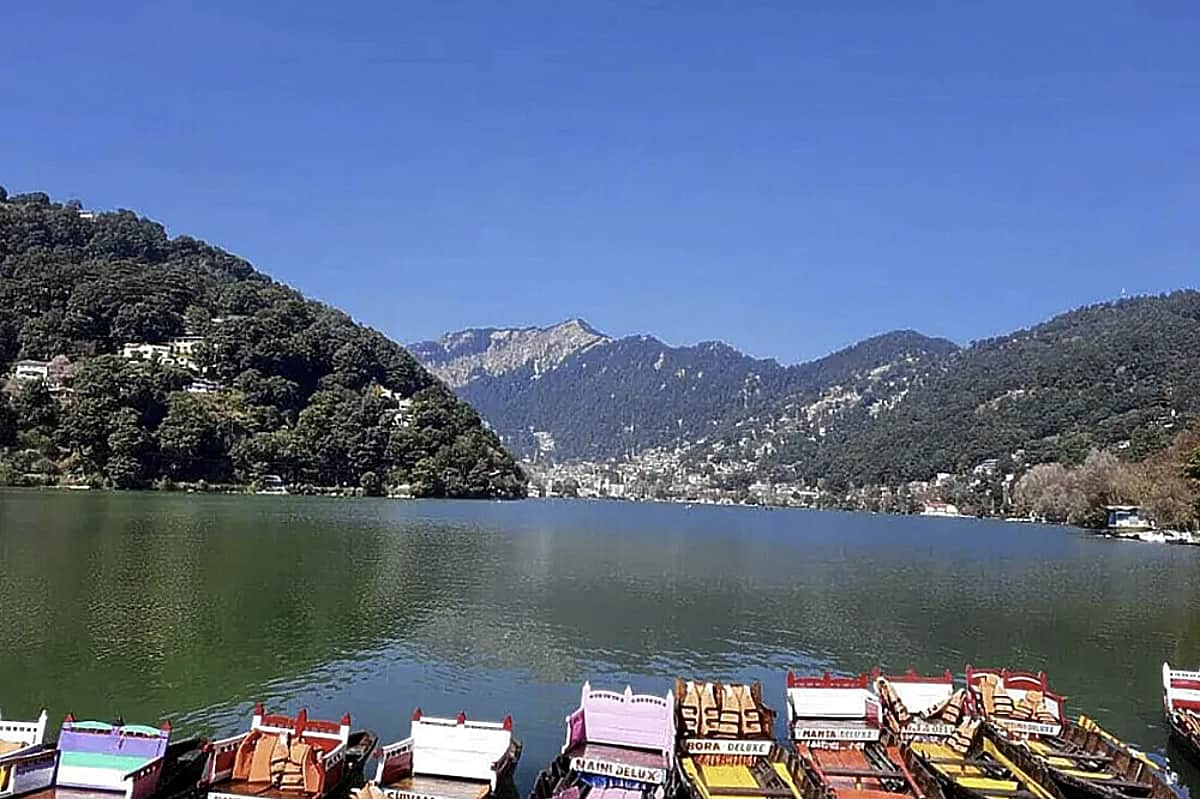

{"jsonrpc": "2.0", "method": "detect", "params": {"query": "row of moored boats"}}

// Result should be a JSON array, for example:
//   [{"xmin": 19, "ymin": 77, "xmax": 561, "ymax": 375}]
[{"xmin": 3, "ymin": 664, "xmax": 1200, "ymax": 799}]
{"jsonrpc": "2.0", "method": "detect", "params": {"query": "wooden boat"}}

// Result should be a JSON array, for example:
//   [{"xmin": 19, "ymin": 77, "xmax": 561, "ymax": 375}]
[
  {"xmin": 200, "ymin": 705, "xmax": 376, "ymax": 799},
  {"xmin": 786, "ymin": 671, "xmax": 933, "ymax": 799},
  {"xmin": 872, "ymin": 670, "xmax": 969, "ymax": 742},
  {"xmin": 356, "ymin": 708, "xmax": 520, "ymax": 799},
  {"xmin": 676, "ymin": 678, "xmax": 815, "ymax": 799},
  {"xmin": 0, "ymin": 715, "xmax": 208, "ymax": 799},
  {"xmin": 964, "ymin": 668, "xmax": 1065, "ymax": 739},
  {"xmin": 529, "ymin": 682, "xmax": 680, "ymax": 799},
  {"xmin": 903, "ymin": 723, "xmax": 1064, "ymax": 799},
  {"xmin": 1163, "ymin": 662, "xmax": 1200, "ymax": 763},
  {"xmin": 0, "ymin": 710, "xmax": 48, "ymax": 760},
  {"xmin": 968, "ymin": 668, "xmax": 1178, "ymax": 799},
  {"xmin": 985, "ymin": 719, "xmax": 1179, "ymax": 799}
]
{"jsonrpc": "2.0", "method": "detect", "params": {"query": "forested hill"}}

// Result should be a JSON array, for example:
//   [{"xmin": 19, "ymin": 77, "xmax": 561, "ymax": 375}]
[
  {"xmin": 411, "ymin": 322, "xmax": 958, "ymax": 460},
  {"xmin": 697, "ymin": 291, "xmax": 1200, "ymax": 489},
  {"xmin": 0, "ymin": 189, "xmax": 526, "ymax": 497}
]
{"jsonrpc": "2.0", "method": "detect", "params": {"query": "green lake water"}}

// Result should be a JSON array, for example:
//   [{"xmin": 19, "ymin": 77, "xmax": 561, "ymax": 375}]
[{"xmin": 2, "ymin": 490, "xmax": 1199, "ymax": 791}]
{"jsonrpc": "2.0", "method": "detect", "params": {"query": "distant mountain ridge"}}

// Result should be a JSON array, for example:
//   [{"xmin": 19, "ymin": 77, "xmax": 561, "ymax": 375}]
[
  {"xmin": 411, "ymin": 322, "xmax": 958, "ymax": 461},
  {"xmin": 413, "ymin": 292, "xmax": 1200, "ymax": 488}
]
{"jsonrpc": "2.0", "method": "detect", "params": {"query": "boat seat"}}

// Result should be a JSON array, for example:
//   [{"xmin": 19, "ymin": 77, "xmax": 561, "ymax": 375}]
[
  {"xmin": 819, "ymin": 767, "xmax": 905, "ymax": 779},
  {"xmin": 246, "ymin": 732, "xmax": 281, "ymax": 783},
  {"xmin": 1040, "ymin": 750, "xmax": 1112, "ymax": 763}
]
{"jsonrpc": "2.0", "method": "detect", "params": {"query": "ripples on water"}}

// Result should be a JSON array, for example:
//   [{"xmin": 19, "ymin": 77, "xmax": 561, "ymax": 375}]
[{"xmin": 2, "ymin": 491, "xmax": 1200, "ymax": 791}]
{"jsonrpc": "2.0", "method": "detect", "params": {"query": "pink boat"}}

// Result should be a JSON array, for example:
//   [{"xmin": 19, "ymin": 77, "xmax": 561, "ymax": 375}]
[{"xmin": 530, "ymin": 683, "xmax": 678, "ymax": 799}]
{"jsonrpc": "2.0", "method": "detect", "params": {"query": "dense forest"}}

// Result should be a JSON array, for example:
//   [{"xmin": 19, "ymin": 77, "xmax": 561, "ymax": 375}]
[
  {"xmin": 751, "ymin": 292, "xmax": 1200, "ymax": 488},
  {"xmin": 0, "ymin": 188, "xmax": 526, "ymax": 497}
]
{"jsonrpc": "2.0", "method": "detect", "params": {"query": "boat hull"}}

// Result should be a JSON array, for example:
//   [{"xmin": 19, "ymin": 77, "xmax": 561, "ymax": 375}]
[
  {"xmin": 985, "ymin": 722, "xmax": 1177, "ymax": 799},
  {"xmin": 1167, "ymin": 711, "xmax": 1200, "ymax": 767},
  {"xmin": 903, "ymin": 736, "xmax": 1063, "ymax": 799}
]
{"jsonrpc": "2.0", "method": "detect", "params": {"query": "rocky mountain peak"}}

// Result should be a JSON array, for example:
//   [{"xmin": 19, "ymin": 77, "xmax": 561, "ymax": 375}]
[{"xmin": 411, "ymin": 318, "xmax": 610, "ymax": 388}]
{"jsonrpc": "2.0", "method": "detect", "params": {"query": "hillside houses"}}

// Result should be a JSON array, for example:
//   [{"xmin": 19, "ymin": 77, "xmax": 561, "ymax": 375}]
[
  {"xmin": 4, "ymin": 355, "xmax": 78, "ymax": 401},
  {"xmin": 121, "ymin": 335, "xmax": 207, "ymax": 372}
]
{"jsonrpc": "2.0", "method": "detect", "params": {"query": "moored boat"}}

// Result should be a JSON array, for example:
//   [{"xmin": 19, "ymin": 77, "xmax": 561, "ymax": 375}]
[
  {"xmin": 675, "ymin": 678, "xmax": 813, "ymax": 799},
  {"xmin": 357, "ymin": 708, "xmax": 520, "ymax": 799},
  {"xmin": 786, "ymin": 671, "xmax": 932, "ymax": 799},
  {"xmin": 200, "ymin": 705, "xmax": 376, "ymax": 799},
  {"xmin": 1163, "ymin": 662, "xmax": 1200, "ymax": 764},
  {"xmin": 530, "ymin": 682, "xmax": 679, "ymax": 799},
  {"xmin": 0, "ymin": 715, "xmax": 208, "ymax": 799},
  {"xmin": 969, "ymin": 668, "xmax": 1178, "ymax": 799},
  {"xmin": 985, "ymin": 719, "xmax": 1179, "ymax": 799},
  {"xmin": 873, "ymin": 670, "xmax": 968, "ymax": 742},
  {"xmin": 964, "ymin": 668, "xmax": 1064, "ymax": 739},
  {"xmin": 0, "ymin": 710, "xmax": 48, "ymax": 759},
  {"xmin": 903, "ymin": 723, "xmax": 1063, "ymax": 799}
]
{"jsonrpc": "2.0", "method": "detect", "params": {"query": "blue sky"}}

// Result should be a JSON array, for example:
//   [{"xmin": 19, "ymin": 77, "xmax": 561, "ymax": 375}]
[{"xmin": 3, "ymin": 2, "xmax": 1197, "ymax": 363}]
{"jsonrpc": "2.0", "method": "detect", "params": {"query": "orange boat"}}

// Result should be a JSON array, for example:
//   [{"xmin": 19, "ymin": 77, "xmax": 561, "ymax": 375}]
[{"xmin": 785, "ymin": 672, "xmax": 936, "ymax": 799}]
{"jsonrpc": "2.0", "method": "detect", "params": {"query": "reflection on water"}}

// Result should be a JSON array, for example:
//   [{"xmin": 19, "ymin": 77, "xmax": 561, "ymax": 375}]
[{"xmin": 2, "ymin": 491, "xmax": 1199, "ymax": 791}]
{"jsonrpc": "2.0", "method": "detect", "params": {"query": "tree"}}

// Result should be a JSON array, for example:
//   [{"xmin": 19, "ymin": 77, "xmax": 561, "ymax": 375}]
[
  {"xmin": 0, "ymin": 395, "xmax": 16, "ymax": 448},
  {"xmin": 15, "ymin": 381, "xmax": 58, "ymax": 435},
  {"xmin": 105, "ymin": 408, "xmax": 152, "ymax": 488},
  {"xmin": 156, "ymin": 394, "xmax": 229, "ymax": 481},
  {"xmin": 359, "ymin": 470, "xmax": 383, "ymax": 497},
  {"xmin": 1013, "ymin": 463, "xmax": 1080, "ymax": 522}
]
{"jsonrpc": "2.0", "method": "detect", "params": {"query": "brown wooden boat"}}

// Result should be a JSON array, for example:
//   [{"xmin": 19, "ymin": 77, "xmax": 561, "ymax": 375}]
[
  {"xmin": 785, "ymin": 672, "xmax": 935, "ymax": 799},
  {"xmin": 968, "ymin": 668, "xmax": 1178, "ymax": 799},
  {"xmin": 200, "ymin": 705, "xmax": 376, "ymax": 799},
  {"xmin": 902, "ymin": 722, "xmax": 1064, "ymax": 799}
]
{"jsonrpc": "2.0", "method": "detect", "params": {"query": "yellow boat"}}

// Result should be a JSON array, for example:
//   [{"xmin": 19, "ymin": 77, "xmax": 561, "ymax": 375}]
[
  {"xmin": 675, "ymin": 679, "xmax": 816, "ymax": 799},
  {"xmin": 988, "ymin": 717, "xmax": 1179, "ymax": 799},
  {"xmin": 903, "ymin": 724, "xmax": 1063, "ymax": 799}
]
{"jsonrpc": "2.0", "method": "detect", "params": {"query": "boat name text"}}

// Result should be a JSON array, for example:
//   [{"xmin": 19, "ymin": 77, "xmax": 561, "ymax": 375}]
[
  {"xmin": 684, "ymin": 739, "xmax": 773, "ymax": 756},
  {"xmin": 569, "ymin": 757, "xmax": 666, "ymax": 784}
]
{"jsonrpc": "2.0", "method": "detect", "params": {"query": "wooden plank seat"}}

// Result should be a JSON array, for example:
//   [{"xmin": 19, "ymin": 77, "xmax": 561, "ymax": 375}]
[
  {"xmin": 686, "ymin": 787, "xmax": 797, "ymax": 797},
  {"xmin": 386, "ymin": 775, "xmax": 491, "ymax": 799},
  {"xmin": 1040, "ymin": 750, "xmax": 1113, "ymax": 763},
  {"xmin": 817, "ymin": 768, "xmax": 905, "ymax": 779},
  {"xmin": 1076, "ymin": 779, "xmax": 1153, "ymax": 792}
]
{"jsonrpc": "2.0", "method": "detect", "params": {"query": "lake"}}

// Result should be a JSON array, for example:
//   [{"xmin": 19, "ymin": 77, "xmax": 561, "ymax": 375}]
[{"xmin": 2, "ymin": 490, "xmax": 1199, "ymax": 792}]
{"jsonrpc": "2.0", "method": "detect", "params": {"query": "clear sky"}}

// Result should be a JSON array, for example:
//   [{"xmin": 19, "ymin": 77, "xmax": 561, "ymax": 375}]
[{"xmin": 3, "ymin": 2, "xmax": 1197, "ymax": 363}]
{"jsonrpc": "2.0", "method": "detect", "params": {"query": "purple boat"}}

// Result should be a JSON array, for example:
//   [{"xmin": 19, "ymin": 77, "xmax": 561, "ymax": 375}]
[
  {"xmin": 0, "ymin": 715, "xmax": 208, "ymax": 799},
  {"xmin": 530, "ymin": 683, "xmax": 680, "ymax": 799}
]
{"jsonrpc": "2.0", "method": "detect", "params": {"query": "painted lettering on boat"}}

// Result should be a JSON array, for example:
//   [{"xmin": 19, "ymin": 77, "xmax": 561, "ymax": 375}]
[
  {"xmin": 379, "ymin": 789, "xmax": 444, "ymax": 799},
  {"xmin": 900, "ymin": 722, "xmax": 955, "ymax": 738},
  {"xmin": 684, "ymin": 739, "xmax": 773, "ymax": 756},
  {"xmin": 793, "ymin": 726, "xmax": 880, "ymax": 741},
  {"xmin": 997, "ymin": 719, "xmax": 1061, "ymax": 736},
  {"xmin": 569, "ymin": 757, "xmax": 665, "ymax": 784}
]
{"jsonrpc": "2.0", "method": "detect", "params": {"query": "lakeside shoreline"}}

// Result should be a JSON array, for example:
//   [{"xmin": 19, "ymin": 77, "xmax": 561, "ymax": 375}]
[{"xmin": 8, "ymin": 483, "xmax": 1197, "ymax": 544}]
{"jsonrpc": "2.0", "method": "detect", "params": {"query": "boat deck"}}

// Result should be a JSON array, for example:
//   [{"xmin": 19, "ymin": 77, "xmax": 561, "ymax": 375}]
[
  {"xmin": 382, "ymin": 776, "xmax": 491, "ymax": 799},
  {"xmin": 912, "ymin": 741, "xmax": 1052, "ymax": 799},
  {"xmin": 807, "ymin": 747, "xmax": 913, "ymax": 799},
  {"xmin": 681, "ymin": 758, "xmax": 803, "ymax": 799},
  {"xmin": 567, "ymin": 743, "xmax": 668, "ymax": 770}
]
